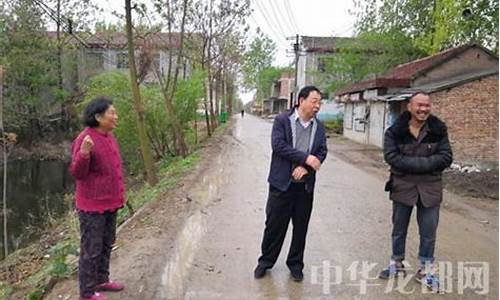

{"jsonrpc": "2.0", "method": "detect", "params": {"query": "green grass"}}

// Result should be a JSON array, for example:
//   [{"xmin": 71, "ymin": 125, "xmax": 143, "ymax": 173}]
[
  {"xmin": 0, "ymin": 282, "xmax": 13, "ymax": 300},
  {"xmin": 117, "ymin": 152, "xmax": 200, "ymax": 224}
]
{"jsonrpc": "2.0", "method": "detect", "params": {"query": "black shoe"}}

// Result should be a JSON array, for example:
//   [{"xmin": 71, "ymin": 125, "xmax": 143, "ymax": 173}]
[
  {"xmin": 254, "ymin": 265, "xmax": 267, "ymax": 279},
  {"xmin": 379, "ymin": 262, "xmax": 406, "ymax": 280},
  {"xmin": 290, "ymin": 269, "xmax": 304, "ymax": 282}
]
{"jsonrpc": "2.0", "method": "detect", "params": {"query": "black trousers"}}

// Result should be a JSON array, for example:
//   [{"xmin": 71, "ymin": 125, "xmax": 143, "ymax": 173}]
[
  {"xmin": 78, "ymin": 210, "xmax": 117, "ymax": 297},
  {"xmin": 258, "ymin": 183, "xmax": 314, "ymax": 272}
]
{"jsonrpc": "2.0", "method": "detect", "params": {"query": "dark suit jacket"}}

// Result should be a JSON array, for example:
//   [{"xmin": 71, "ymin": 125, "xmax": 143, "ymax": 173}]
[{"xmin": 267, "ymin": 110, "xmax": 328, "ymax": 193}]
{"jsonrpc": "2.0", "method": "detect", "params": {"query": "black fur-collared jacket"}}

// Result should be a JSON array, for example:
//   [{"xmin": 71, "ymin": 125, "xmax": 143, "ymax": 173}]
[{"xmin": 383, "ymin": 111, "xmax": 453, "ymax": 207}]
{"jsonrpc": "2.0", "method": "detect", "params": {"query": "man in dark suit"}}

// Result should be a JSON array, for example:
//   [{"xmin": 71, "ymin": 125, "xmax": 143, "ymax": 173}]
[{"xmin": 254, "ymin": 86, "xmax": 328, "ymax": 282}]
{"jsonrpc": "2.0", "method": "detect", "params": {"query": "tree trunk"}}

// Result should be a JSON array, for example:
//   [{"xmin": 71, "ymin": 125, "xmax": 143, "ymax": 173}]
[
  {"xmin": 202, "ymin": 61, "xmax": 212, "ymax": 137},
  {"xmin": 215, "ymin": 70, "xmax": 221, "ymax": 117},
  {"xmin": 125, "ymin": 0, "xmax": 158, "ymax": 186},
  {"xmin": 209, "ymin": 76, "xmax": 216, "ymax": 129},
  {"xmin": 0, "ymin": 66, "xmax": 8, "ymax": 258},
  {"xmin": 226, "ymin": 73, "xmax": 233, "ymax": 115},
  {"xmin": 221, "ymin": 71, "xmax": 226, "ymax": 116},
  {"xmin": 194, "ymin": 117, "xmax": 198, "ymax": 145},
  {"xmin": 207, "ymin": 0, "xmax": 217, "ymax": 130},
  {"xmin": 165, "ymin": 0, "xmax": 189, "ymax": 157},
  {"xmin": 56, "ymin": 0, "xmax": 69, "ymax": 132},
  {"xmin": 155, "ymin": 0, "xmax": 189, "ymax": 157},
  {"xmin": 204, "ymin": 98, "xmax": 211, "ymax": 137}
]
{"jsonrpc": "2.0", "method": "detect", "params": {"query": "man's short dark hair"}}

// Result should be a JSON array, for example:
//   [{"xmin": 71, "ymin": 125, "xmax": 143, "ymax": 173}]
[
  {"xmin": 83, "ymin": 96, "xmax": 113, "ymax": 128},
  {"xmin": 297, "ymin": 86, "xmax": 321, "ymax": 107},
  {"xmin": 408, "ymin": 90, "xmax": 430, "ymax": 102}
]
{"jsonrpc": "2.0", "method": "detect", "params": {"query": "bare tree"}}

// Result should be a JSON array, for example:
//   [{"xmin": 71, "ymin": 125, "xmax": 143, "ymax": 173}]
[
  {"xmin": 125, "ymin": 0, "xmax": 158, "ymax": 186},
  {"xmin": 152, "ymin": 0, "xmax": 189, "ymax": 157},
  {"xmin": 187, "ymin": 0, "xmax": 250, "ymax": 135}
]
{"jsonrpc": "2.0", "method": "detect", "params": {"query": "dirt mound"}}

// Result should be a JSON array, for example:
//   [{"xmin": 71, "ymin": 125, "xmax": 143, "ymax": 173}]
[
  {"xmin": 327, "ymin": 133, "xmax": 499, "ymax": 201},
  {"xmin": 444, "ymin": 169, "xmax": 499, "ymax": 200}
]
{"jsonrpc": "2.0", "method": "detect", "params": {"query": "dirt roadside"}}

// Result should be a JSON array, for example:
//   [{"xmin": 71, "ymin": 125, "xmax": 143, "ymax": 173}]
[
  {"xmin": 326, "ymin": 132, "xmax": 498, "ymax": 228},
  {"xmin": 35, "ymin": 124, "xmax": 233, "ymax": 300}
]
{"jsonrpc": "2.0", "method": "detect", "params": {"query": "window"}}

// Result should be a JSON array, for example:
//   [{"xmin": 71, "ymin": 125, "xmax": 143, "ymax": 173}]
[
  {"xmin": 353, "ymin": 103, "xmax": 366, "ymax": 132},
  {"xmin": 344, "ymin": 103, "xmax": 353, "ymax": 129},
  {"xmin": 153, "ymin": 53, "xmax": 161, "ymax": 73},
  {"xmin": 87, "ymin": 52, "xmax": 104, "ymax": 70},
  {"xmin": 317, "ymin": 57, "xmax": 326, "ymax": 72},
  {"xmin": 117, "ymin": 52, "xmax": 129, "ymax": 69}
]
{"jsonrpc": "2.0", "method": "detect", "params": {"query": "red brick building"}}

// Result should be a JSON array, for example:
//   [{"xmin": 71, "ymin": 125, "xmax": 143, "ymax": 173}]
[{"xmin": 422, "ymin": 75, "xmax": 498, "ymax": 164}]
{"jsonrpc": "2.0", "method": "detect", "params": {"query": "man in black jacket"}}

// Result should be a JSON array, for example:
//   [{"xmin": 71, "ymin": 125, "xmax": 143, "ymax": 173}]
[
  {"xmin": 254, "ymin": 86, "xmax": 327, "ymax": 282},
  {"xmin": 379, "ymin": 92, "xmax": 452, "ymax": 291}
]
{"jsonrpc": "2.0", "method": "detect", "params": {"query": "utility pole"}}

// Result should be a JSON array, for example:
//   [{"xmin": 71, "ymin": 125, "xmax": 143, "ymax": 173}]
[{"xmin": 292, "ymin": 34, "xmax": 299, "ymax": 109}]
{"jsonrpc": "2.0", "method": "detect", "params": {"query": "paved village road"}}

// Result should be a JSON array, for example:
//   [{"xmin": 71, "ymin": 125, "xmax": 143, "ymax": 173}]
[{"xmin": 163, "ymin": 114, "xmax": 498, "ymax": 300}]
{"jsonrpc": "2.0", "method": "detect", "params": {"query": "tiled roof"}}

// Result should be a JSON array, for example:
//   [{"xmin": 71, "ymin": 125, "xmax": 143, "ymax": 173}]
[
  {"xmin": 47, "ymin": 31, "xmax": 182, "ymax": 49},
  {"xmin": 335, "ymin": 44, "xmax": 495, "ymax": 96}
]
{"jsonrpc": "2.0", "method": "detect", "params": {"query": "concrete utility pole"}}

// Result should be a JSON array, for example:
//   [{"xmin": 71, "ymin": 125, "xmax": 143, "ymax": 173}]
[{"xmin": 292, "ymin": 34, "xmax": 299, "ymax": 109}]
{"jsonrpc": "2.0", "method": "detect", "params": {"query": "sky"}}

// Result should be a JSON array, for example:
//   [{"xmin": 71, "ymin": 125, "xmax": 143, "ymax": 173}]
[
  {"xmin": 98, "ymin": 0, "xmax": 358, "ymax": 103},
  {"xmin": 241, "ymin": 0, "xmax": 357, "ymax": 103}
]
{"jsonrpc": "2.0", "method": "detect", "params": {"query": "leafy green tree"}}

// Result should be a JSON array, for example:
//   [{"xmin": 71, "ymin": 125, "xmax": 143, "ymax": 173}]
[
  {"xmin": 256, "ymin": 67, "xmax": 281, "ymax": 100},
  {"xmin": 353, "ymin": 0, "xmax": 498, "ymax": 54},
  {"xmin": 83, "ymin": 70, "xmax": 204, "ymax": 173},
  {"xmin": 241, "ymin": 35, "xmax": 276, "ymax": 92},
  {"xmin": 1, "ymin": 0, "xmax": 59, "ymax": 141},
  {"xmin": 240, "ymin": 35, "xmax": 284, "ymax": 105}
]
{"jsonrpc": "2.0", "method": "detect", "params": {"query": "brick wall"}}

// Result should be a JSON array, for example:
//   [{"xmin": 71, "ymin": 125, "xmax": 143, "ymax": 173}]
[{"xmin": 430, "ymin": 75, "xmax": 499, "ymax": 164}]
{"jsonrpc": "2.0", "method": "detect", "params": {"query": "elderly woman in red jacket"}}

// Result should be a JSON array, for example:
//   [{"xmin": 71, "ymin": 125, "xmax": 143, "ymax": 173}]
[{"xmin": 70, "ymin": 97, "xmax": 125, "ymax": 300}]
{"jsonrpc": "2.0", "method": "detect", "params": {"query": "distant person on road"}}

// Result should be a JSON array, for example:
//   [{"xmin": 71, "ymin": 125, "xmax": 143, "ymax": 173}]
[
  {"xmin": 241, "ymin": 109, "xmax": 245, "ymax": 118},
  {"xmin": 379, "ymin": 91, "xmax": 452, "ymax": 291},
  {"xmin": 254, "ymin": 86, "xmax": 328, "ymax": 282},
  {"xmin": 70, "ymin": 97, "xmax": 126, "ymax": 300}
]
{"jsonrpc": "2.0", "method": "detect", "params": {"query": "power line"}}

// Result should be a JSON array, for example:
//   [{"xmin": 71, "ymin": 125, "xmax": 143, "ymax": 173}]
[
  {"xmin": 283, "ymin": 0, "xmax": 300, "ymax": 34},
  {"xmin": 32, "ymin": 0, "xmax": 89, "ymax": 48},
  {"xmin": 248, "ymin": 10, "xmax": 289, "ymax": 50},
  {"xmin": 252, "ymin": 0, "xmax": 288, "ymax": 43},
  {"xmin": 277, "ymin": 0, "xmax": 298, "ymax": 35},
  {"xmin": 267, "ymin": 0, "xmax": 294, "ymax": 36}
]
